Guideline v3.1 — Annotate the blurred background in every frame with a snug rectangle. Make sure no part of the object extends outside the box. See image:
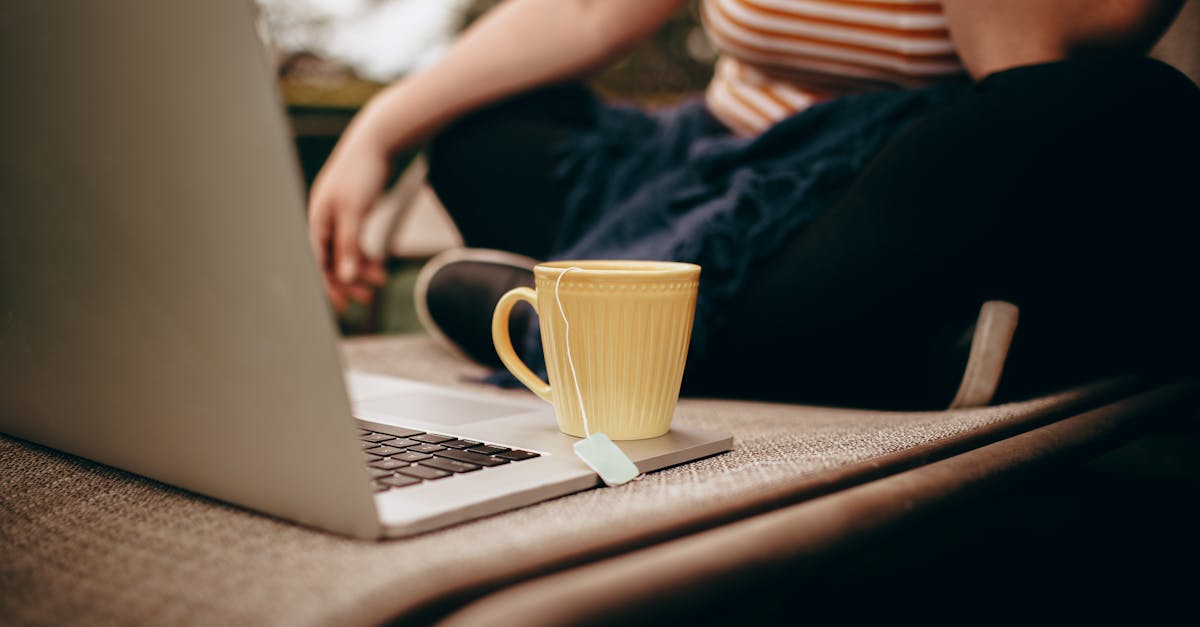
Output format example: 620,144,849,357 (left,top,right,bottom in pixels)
258,0,1198,339
255,0,715,336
